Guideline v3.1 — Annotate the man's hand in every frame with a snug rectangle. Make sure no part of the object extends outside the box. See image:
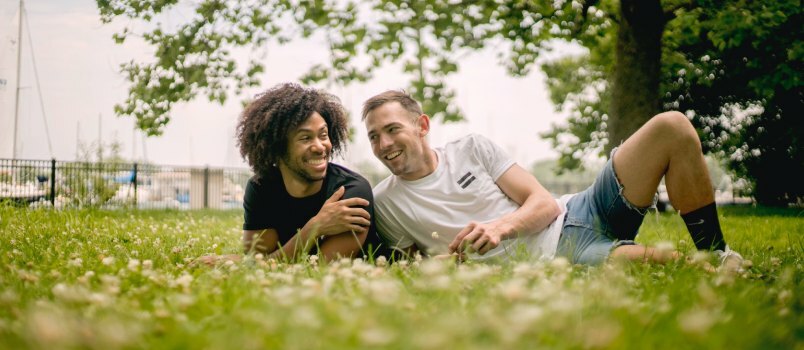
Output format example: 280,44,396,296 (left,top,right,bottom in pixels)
306,186,371,237
448,221,508,255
